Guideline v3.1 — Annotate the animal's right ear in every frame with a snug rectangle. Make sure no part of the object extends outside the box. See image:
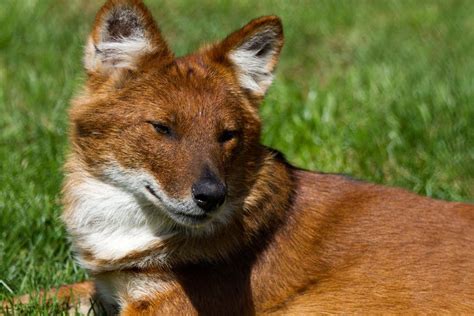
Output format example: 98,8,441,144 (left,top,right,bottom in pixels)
84,0,173,77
